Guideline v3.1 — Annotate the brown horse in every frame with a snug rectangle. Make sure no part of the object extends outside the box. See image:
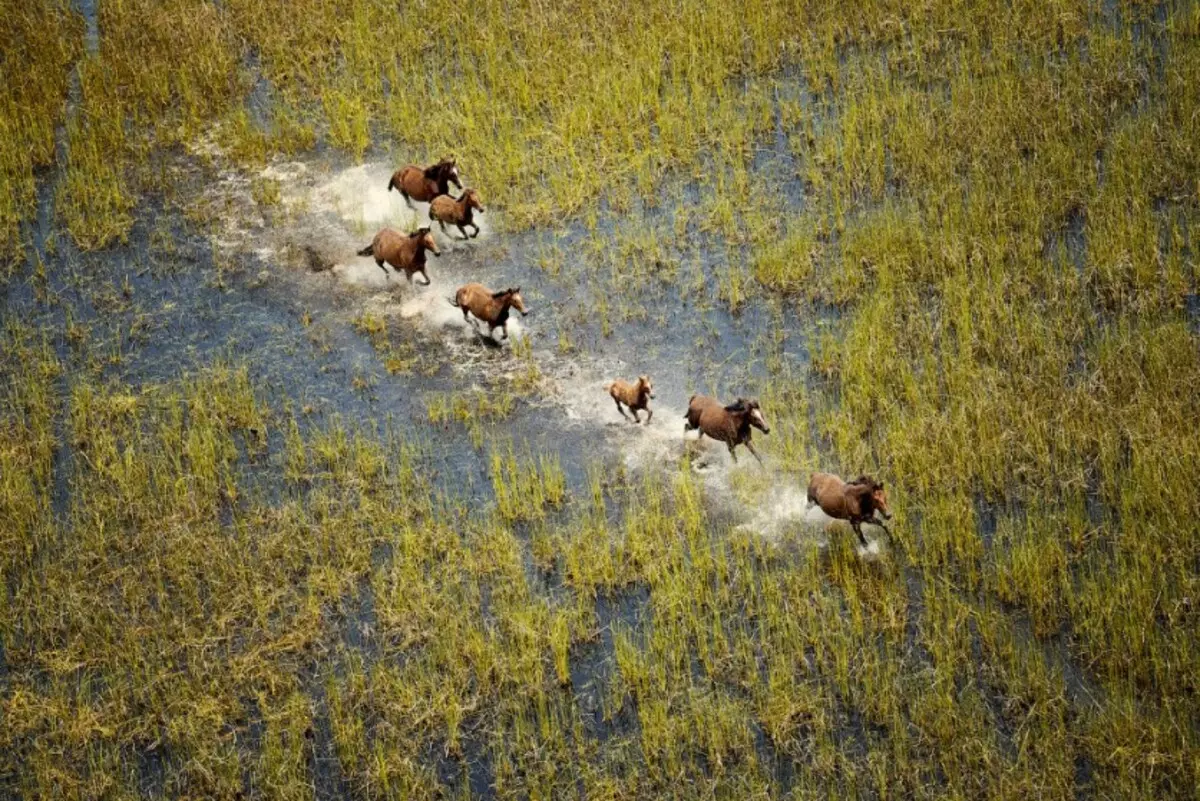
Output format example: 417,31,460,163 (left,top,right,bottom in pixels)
449,284,529,340
684,396,769,465
356,227,441,283
606,375,655,423
388,158,462,205
806,473,892,547
429,188,485,239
